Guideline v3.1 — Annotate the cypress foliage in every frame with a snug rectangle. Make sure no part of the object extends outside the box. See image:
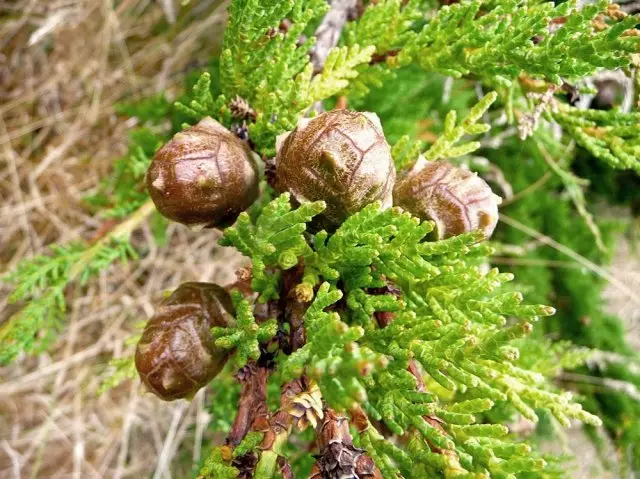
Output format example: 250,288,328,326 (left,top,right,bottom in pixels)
3,0,640,476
